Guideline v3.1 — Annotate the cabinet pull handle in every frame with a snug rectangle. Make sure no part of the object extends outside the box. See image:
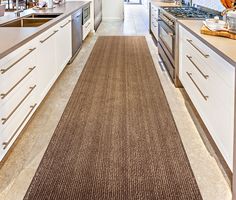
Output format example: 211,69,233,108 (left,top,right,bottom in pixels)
2,103,37,150
186,72,209,101
40,30,58,43
0,48,36,75
60,20,71,28
0,66,36,99
186,39,209,58
186,55,209,79
85,22,91,28
1,85,36,125
152,22,157,27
